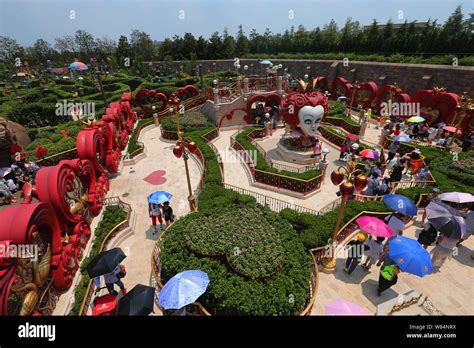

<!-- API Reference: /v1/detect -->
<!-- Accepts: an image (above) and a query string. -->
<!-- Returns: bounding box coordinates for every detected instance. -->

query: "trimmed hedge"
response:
[280,200,388,250]
[160,205,311,315]
[160,111,213,132]
[69,205,128,316]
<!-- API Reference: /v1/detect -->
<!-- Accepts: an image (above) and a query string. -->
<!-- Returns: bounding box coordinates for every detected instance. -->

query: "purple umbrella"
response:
[325,299,368,316]
[438,192,474,204]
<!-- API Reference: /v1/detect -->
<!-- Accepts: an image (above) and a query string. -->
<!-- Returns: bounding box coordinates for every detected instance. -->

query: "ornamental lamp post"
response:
[243,65,248,76]
[346,80,361,117]
[170,98,197,212]
[321,166,368,272]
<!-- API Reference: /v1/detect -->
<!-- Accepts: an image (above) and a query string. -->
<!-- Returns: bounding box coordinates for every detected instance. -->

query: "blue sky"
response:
[0,0,472,45]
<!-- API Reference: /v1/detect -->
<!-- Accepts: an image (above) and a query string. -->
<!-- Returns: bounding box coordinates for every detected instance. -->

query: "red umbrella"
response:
[346,133,359,142]
[443,126,462,135]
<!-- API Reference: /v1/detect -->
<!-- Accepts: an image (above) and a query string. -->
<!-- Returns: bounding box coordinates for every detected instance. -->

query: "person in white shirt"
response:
[431,234,459,272]
[385,213,407,242]
[362,236,385,270]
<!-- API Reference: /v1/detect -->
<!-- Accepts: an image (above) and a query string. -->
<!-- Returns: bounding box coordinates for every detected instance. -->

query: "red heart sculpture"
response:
[245,93,282,124]
[411,89,458,125]
[376,84,411,114]
[351,82,378,109]
[331,77,352,100]
[135,89,168,116]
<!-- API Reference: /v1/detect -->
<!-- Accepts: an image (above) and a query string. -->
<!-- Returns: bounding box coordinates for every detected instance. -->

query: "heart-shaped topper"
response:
[135,89,168,117]
[351,82,378,108]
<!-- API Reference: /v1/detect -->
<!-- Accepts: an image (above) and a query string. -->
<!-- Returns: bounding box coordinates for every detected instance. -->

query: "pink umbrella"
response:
[443,126,462,135]
[325,299,368,316]
[355,216,394,238]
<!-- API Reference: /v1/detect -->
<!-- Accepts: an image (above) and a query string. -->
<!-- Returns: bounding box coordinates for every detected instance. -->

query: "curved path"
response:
[108,126,201,298]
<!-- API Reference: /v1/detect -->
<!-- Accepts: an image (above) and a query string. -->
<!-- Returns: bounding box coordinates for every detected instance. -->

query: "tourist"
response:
[387,153,400,171]
[371,162,382,178]
[162,201,174,227]
[411,122,420,139]
[362,236,385,271]
[94,264,126,296]
[446,134,454,147]
[389,158,405,183]
[427,126,438,144]
[0,178,16,203]
[377,263,401,296]
[417,222,438,249]
[344,233,367,275]
[340,140,349,160]
[457,209,473,246]
[416,164,431,181]
[376,244,395,267]
[149,202,163,234]
[392,124,401,136]
[312,138,323,164]
[384,212,407,241]
[377,177,391,195]
[264,113,272,136]
[461,131,474,152]
[364,172,380,196]
[435,122,446,140]
[420,187,441,224]
[436,135,447,148]
[431,234,459,272]
[387,141,399,161]
[403,148,422,175]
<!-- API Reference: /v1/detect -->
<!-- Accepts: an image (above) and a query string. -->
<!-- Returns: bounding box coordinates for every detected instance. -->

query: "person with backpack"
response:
[344,233,367,275]
[377,263,401,296]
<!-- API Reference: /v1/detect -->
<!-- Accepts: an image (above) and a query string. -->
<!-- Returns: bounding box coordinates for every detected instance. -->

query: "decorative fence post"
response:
[243,77,249,97]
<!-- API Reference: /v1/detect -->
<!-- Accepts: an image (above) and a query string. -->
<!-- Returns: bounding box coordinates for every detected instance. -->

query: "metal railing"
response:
[223,183,320,215]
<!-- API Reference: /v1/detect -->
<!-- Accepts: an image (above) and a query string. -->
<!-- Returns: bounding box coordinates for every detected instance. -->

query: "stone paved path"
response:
[312,213,474,315]
[107,126,201,297]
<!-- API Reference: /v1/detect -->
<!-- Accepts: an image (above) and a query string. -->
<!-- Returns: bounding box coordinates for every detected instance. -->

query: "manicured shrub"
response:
[160,205,311,315]
[160,111,213,132]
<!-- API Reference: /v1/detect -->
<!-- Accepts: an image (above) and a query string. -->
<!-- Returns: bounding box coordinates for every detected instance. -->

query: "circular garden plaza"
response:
[1,64,473,317]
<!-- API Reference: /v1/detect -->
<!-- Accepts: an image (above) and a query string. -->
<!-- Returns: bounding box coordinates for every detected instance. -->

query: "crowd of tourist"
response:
[0,147,40,204]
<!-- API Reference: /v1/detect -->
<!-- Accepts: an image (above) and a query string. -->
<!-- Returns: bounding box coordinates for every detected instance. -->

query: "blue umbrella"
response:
[383,194,418,216]
[259,60,273,65]
[393,135,412,142]
[389,236,432,277]
[158,270,209,310]
[148,191,173,204]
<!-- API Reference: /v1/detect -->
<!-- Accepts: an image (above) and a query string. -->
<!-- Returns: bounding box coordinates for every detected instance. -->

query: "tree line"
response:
[0,5,472,71]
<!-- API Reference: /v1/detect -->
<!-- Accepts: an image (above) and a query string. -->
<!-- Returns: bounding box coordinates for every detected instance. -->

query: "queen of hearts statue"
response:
[280,79,329,147]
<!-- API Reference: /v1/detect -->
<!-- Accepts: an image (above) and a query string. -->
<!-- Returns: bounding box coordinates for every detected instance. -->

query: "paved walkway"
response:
[212,128,341,211]
[107,126,201,303]
[312,213,474,315]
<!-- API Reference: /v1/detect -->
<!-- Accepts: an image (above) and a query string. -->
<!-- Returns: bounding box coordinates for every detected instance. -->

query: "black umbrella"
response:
[117,284,156,316]
[86,247,127,278]
[426,202,466,239]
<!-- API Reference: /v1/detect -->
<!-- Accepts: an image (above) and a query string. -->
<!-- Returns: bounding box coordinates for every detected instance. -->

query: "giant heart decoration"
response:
[331,77,352,100]
[135,88,168,116]
[245,93,282,124]
[411,89,458,126]
[351,82,378,108]
[376,84,411,114]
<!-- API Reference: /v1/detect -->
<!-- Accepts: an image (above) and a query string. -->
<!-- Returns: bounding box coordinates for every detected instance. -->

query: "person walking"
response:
[312,138,323,165]
[417,222,438,249]
[387,141,399,161]
[94,264,126,296]
[344,233,367,275]
[362,236,385,271]
[162,201,174,227]
[149,202,163,234]
[431,234,459,272]
[384,212,407,242]
[377,263,401,296]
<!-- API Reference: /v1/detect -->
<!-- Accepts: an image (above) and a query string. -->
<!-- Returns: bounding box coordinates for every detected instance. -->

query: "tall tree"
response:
[235,25,250,56]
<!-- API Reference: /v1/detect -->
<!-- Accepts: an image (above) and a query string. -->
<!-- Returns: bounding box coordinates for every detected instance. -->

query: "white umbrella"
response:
[438,192,474,204]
